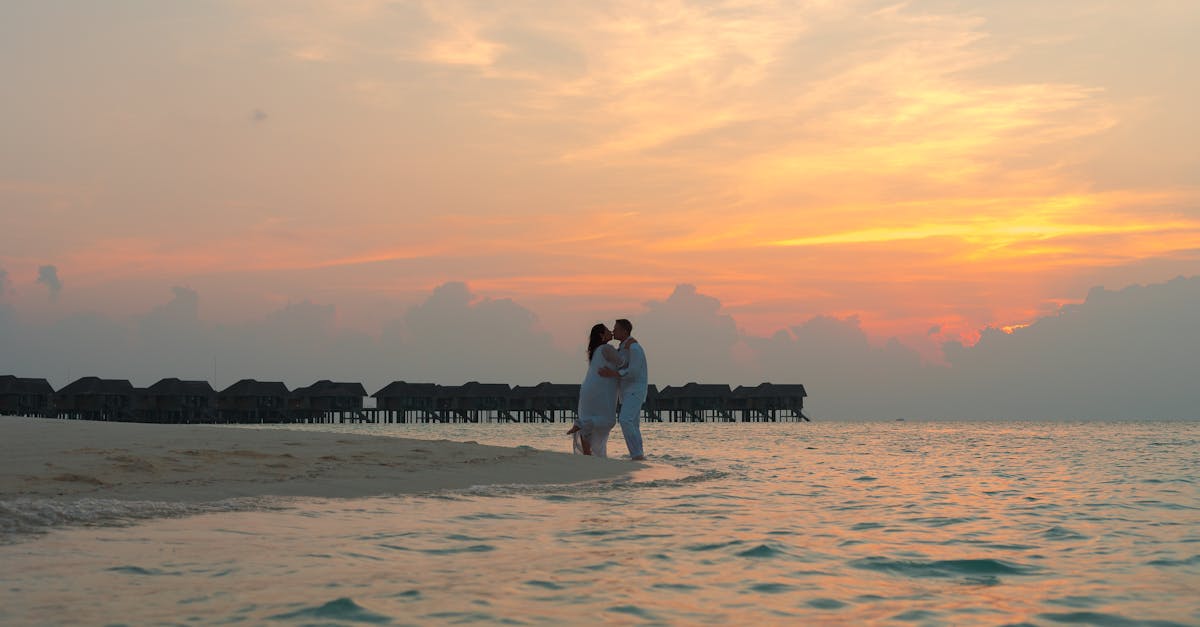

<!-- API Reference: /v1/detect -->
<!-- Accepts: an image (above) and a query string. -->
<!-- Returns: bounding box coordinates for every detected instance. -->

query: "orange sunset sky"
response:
[2,0,1198,363]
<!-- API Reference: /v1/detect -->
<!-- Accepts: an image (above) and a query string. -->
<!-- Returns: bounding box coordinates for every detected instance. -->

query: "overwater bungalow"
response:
[656,383,734,422]
[55,376,138,421]
[731,383,809,422]
[139,378,217,423]
[439,382,511,423]
[509,382,580,423]
[372,381,442,423]
[218,379,291,423]
[641,384,661,421]
[5,371,811,424]
[0,375,55,417]
[290,380,367,422]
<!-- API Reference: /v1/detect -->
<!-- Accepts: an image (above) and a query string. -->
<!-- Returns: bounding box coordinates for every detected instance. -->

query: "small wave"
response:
[107,565,182,576]
[429,544,497,555]
[524,580,567,590]
[0,497,282,545]
[453,512,525,521]
[1045,595,1103,609]
[445,533,490,542]
[747,582,795,593]
[737,543,791,559]
[936,537,1037,549]
[905,516,976,527]
[613,532,675,542]
[686,539,745,552]
[343,551,386,562]
[357,530,421,540]
[573,528,615,537]
[453,465,717,499]
[536,494,578,502]
[849,556,1040,578]
[1037,610,1191,626]
[1134,500,1198,511]
[580,560,620,571]
[893,609,941,622]
[423,610,511,623]
[1147,554,1200,567]
[607,605,659,620]
[789,569,837,577]
[267,597,391,623]
[378,543,495,555]
[1041,526,1090,541]
[651,583,699,592]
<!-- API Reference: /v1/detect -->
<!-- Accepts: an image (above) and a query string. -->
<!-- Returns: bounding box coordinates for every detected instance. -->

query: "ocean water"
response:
[1,420,1197,626]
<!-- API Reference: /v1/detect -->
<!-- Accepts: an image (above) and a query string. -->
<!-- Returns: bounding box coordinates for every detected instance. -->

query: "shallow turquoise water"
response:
[1,421,1197,625]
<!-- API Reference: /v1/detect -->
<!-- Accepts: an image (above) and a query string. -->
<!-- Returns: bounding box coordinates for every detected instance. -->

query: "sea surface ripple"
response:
[1,420,1196,625]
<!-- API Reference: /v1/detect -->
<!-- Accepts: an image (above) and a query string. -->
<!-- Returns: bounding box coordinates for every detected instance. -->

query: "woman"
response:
[570,323,623,457]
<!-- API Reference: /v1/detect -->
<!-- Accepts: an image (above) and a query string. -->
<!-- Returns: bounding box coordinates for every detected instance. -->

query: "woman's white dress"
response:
[574,344,622,457]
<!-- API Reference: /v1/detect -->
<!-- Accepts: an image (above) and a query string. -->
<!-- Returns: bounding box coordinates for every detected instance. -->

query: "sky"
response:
[1,1,1197,418]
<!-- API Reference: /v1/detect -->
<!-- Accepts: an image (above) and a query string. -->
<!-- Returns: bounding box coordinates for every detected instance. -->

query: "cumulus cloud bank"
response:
[934,277,1200,420]
[0,278,1196,420]
[394,282,575,384]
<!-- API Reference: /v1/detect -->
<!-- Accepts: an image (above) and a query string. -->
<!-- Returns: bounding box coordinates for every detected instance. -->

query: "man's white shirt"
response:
[617,340,648,397]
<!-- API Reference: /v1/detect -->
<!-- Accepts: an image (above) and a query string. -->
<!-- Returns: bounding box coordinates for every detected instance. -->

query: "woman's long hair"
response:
[587,323,608,362]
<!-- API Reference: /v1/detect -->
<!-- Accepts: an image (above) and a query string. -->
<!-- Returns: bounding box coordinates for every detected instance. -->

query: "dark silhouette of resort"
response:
[0,374,808,424]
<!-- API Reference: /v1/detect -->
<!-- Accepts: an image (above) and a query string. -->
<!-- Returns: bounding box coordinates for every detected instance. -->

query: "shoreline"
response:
[0,416,644,504]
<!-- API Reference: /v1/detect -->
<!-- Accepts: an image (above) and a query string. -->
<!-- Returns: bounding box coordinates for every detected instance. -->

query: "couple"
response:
[570,318,648,460]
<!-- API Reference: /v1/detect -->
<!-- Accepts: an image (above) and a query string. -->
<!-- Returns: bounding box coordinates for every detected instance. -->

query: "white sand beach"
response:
[0,416,641,503]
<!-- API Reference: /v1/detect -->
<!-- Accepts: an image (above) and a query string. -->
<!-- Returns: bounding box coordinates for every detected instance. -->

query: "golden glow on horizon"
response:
[768,213,1198,250]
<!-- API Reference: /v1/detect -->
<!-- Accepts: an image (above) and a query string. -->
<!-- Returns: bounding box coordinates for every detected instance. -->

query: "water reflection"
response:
[0,421,1196,625]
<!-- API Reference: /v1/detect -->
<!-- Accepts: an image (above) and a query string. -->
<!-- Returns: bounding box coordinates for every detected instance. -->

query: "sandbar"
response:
[0,416,642,503]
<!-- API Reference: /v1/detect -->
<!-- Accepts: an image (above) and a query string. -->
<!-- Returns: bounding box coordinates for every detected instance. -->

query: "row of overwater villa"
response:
[0,375,808,424]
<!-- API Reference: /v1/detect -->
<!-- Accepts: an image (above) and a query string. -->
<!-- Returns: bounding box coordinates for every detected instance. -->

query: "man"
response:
[599,318,647,460]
